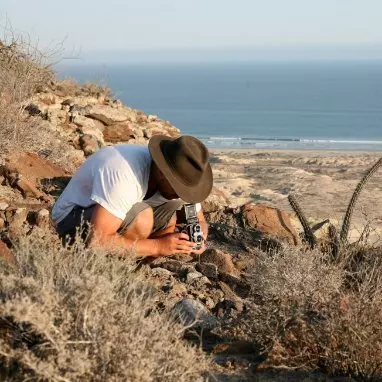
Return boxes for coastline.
[208,148,382,242]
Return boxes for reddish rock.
[103,122,135,142]
[79,134,101,156]
[199,249,239,276]
[16,179,52,203]
[0,240,17,266]
[242,203,299,245]
[3,152,68,186]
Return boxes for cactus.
[340,157,382,243]
[328,223,340,261]
[288,194,317,249]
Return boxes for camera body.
[176,204,204,250]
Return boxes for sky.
[1,0,382,62]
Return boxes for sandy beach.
[210,149,382,242]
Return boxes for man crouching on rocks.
[52,135,213,257]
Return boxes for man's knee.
[121,207,154,240]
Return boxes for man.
[52,135,213,257]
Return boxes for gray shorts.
[56,199,184,243]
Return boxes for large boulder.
[2,152,68,187]
[103,122,135,142]
[242,203,299,245]
[0,152,69,204]
[86,105,137,125]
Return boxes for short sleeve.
[90,168,138,220]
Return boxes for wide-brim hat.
[148,135,213,203]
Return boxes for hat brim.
[148,135,213,203]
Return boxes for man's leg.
[57,203,154,245]
[150,199,185,238]
[118,203,154,240]
[56,205,96,245]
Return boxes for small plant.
[0,231,210,381]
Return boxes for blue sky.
[1,0,382,61]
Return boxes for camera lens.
[195,225,201,232]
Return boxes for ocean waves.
[199,136,382,151]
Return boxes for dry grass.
[53,78,111,99]
[243,244,382,380]
[0,30,90,170]
[0,30,54,154]
[0,231,210,381]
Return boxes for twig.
[288,194,316,249]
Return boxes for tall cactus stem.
[288,194,316,249]
[340,157,382,243]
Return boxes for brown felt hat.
[148,135,213,203]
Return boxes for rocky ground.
[1,84,373,381]
[0,84,319,380]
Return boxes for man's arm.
[88,204,195,257]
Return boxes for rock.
[186,271,203,284]
[35,209,50,229]
[172,298,219,330]
[219,272,251,298]
[103,122,135,142]
[79,134,101,156]
[168,283,188,298]
[86,105,135,125]
[202,187,231,213]
[78,126,105,144]
[72,115,105,132]
[194,276,212,287]
[69,104,91,116]
[0,240,17,266]
[199,249,238,276]
[133,126,144,138]
[152,260,185,276]
[0,202,9,211]
[151,267,172,278]
[3,152,67,187]
[218,281,244,312]
[143,128,152,139]
[8,208,27,230]
[16,179,51,203]
[25,103,41,116]
[195,262,218,280]
[242,203,299,245]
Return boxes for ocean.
[58,61,382,150]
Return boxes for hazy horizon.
[2,0,382,63]
[59,44,382,64]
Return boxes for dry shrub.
[0,29,55,154]
[244,245,382,380]
[0,231,210,381]
[53,78,111,99]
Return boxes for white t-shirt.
[52,145,200,224]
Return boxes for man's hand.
[156,232,196,256]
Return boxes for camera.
[176,204,204,250]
